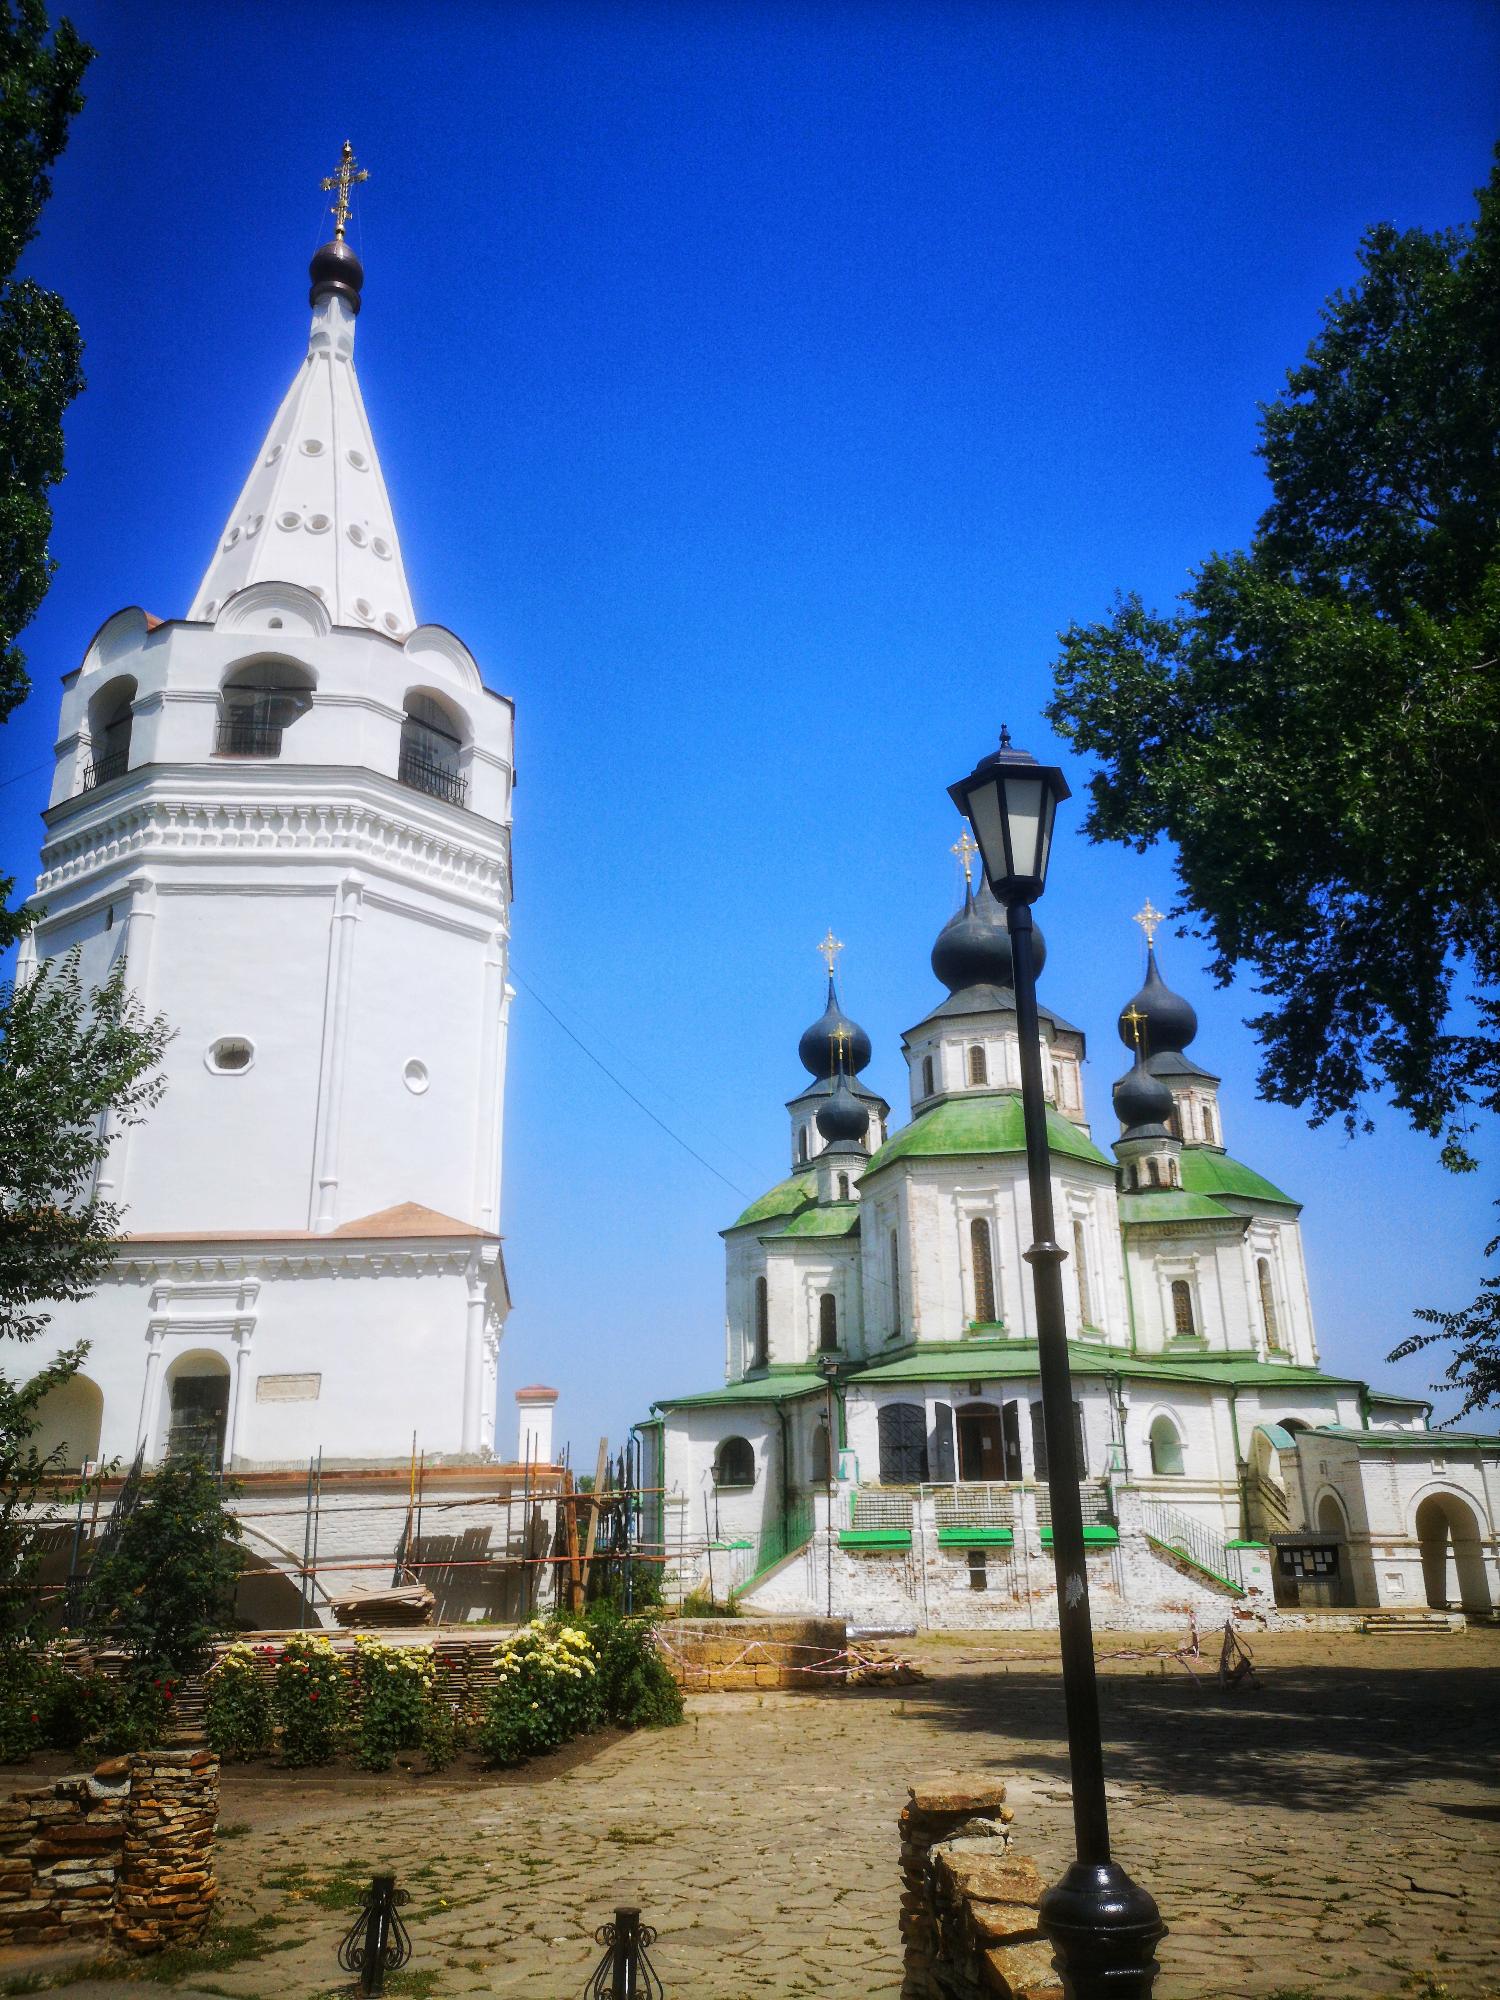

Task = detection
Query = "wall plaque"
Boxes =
[255,1372,321,1403]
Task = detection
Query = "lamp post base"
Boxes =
[1039,1861,1166,1997]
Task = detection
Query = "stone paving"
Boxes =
[4,1626,1498,1999]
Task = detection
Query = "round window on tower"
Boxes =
[347,448,368,471]
[306,513,331,534]
[246,512,263,537]
[206,1037,255,1075]
[383,612,402,634]
[372,536,392,560]
[348,523,367,547]
[354,597,373,621]
[265,444,283,466]
[403,1059,429,1096]
[301,438,325,457]
[223,527,240,550]
[277,510,301,532]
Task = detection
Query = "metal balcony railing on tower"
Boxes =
[215,717,283,757]
[83,749,129,789]
[398,746,468,807]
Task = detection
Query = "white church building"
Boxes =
[18,163,542,1625]
[642,854,1500,1628]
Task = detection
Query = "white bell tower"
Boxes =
[20,149,514,1470]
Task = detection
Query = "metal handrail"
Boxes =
[83,749,129,789]
[398,746,468,807]
[215,717,283,757]
[1140,1499,1244,1588]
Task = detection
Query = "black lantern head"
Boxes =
[947,727,1070,906]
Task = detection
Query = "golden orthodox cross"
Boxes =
[831,1024,852,1073]
[1120,1003,1147,1048]
[817,929,844,978]
[322,141,369,242]
[951,829,978,887]
[1132,898,1163,948]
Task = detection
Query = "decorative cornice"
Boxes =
[34,792,506,905]
[103,1239,501,1286]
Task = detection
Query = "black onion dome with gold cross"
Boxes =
[787,931,888,1127]
[909,834,1080,1038]
[308,140,368,314]
[1117,900,1219,1085]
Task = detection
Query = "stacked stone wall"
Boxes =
[0,1749,217,1954]
[654,1616,848,1689]
[899,1780,1062,2000]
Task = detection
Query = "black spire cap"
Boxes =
[309,237,364,315]
[816,1069,870,1148]
[1112,1046,1175,1140]
[1118,945,1197,1057]
[798,978,872,1081]
[931,874,1046,995]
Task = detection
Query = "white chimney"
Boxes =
[514,1385,559,1467]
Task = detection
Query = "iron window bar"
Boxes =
[215,717,284,757]
[398,745,469,807]
[82,749,129,789]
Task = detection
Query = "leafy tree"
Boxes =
[80,1456,243,1679]
[1,948,170,1344]
[1046,151,1500,1407]
[0,1339,84,1654]
[1387,1202,1500,1420]
[0,1,91,951]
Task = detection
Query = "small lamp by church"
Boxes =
[945,728,1069,907]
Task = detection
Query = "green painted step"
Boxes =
[838,1529,912,1551]
[936,1526,1015,1548]
[1038,1525,1120,1547]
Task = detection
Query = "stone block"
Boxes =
[981,1939,1063,2000]
[909,1780,1008,1817]
[967,1902,1043,1946]
[936,1851,1045,1908]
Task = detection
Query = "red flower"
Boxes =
[309,1691,318,1703]
[28,1712,38,1725]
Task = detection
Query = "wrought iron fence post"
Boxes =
[585,1905,663,1998]
[337,1873,411,1995]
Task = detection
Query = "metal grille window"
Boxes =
[399,691,469,807]
[1171,1279,1196,1338]
[1258,1258,1282,1349]
[753,1277,769,1367]
[967,1044,988,1086]
[969,1217,996,1323]
[218,661,313,756]
[922,1054,935,1097]
[876,1403,928,1485]
[715,1436,755,1487]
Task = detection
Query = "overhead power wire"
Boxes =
[512,968,750,1200]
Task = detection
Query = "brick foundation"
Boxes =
[0,1749,218,1954]
[899,1780,1061,2000]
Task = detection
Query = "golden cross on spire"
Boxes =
[831,1023,852,1075]
[816,929,844,978]
[321,140,369,243]
[1121,1002,1147,1048]
[1133,898,1164,948]
[951,829,978,887]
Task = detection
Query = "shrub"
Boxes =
[587,1609,684,1731]
[0,1653,55,1762]
[421,1692,459,1772]
[350,1635,434,1772]
[273,1633,345,1765]
[680,1585,741,1618]
[205,1643,274,1760]
[80,1457,243,1680]
[476,1620,600,1767]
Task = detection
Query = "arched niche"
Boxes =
[398,685,472,806]
[714,1436,755,1488]
[85,675,137,788]
[1148,1412,1185,1477]
[28,1373,104,1473]
[217,656,317,757]
[159,1350,231,1470]
[1414,1489,1493,1613]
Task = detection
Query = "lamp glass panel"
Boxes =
[1035,787,1058,889]
[1001,774,1045,880]
[964,780,1009,886]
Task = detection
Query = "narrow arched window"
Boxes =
[1149,1415,1185,1476]
[86,677,137,788]
[400,689,469,806]
[753,1277,769,1367]
[797,1125,809,1164]
[1171,1279,1195,1339]
[1166,1103,1181,1139]
[837,1172,850,1200]
[1072,1218,1093,1328]
[715,1436,755,1487]
[1201,1102,1216,1145]
[1147,1158,1160,1187]
[812,1423,833,1485]
[969,1217,996,1323]
[1258,1258,1282,1350]
[889,1229,902,1337]
[967,1044,988,1086]
[922,1054,935,1098]
[818,1292,838,1352]
[1050,1061,1062,1105]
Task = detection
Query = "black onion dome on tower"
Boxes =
[309,237,364,315]
[931,875,1045,994]
[798,978,872,1081]
[816,1068,870,1148]
[1112,1046,1175,1140]
[1118,946,1197,1057]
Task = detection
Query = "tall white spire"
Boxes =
[191,151,416,638]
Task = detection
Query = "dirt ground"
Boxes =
[3,1624,1498,2000]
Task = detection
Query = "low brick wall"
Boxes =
[654,1616,848,1689]
[0,1749,218,1954]
[899,1780,1061,2000]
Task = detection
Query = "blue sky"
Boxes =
[3,1,1497,1458]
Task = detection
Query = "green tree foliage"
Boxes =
[0,1339,84,1653]
[0,1,91,950]
[0,949,170,1345]
[80,1456,243,1680]
[1046,152,1500,1406]
[1388,1202,1500,1419]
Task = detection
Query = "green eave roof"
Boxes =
[862,1093,1110,1177]
[1312,1424,1500,1452]
[726,1171,816,1231]
[848,1339,1364,1393]
[778,1203,861,1239]
[1178,1148,1297,1208]
[1119,1190,1235,1225]
[652,1370,826,1412]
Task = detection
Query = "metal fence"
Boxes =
[1139,1499,1244,1592]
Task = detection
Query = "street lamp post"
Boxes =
[949,728,1165,1999]
[816,1353,839,1619]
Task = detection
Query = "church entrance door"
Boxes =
[957,1402,1006,1482]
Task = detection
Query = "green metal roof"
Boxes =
[848,1339,1364,1393]
[777,1203,861,1239]
[651,1370,827,1413]
[726,1171,816,1231]
[862,1093,1110,1177]
[1178,1148,1297,1208]
[1118,1190,1235,1225]
[1312,1425,1500,1452]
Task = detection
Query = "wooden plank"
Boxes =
[563,1469,584,1612]
[578,1436,609,1600]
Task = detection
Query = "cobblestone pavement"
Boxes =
[8,1627,1499,2000]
